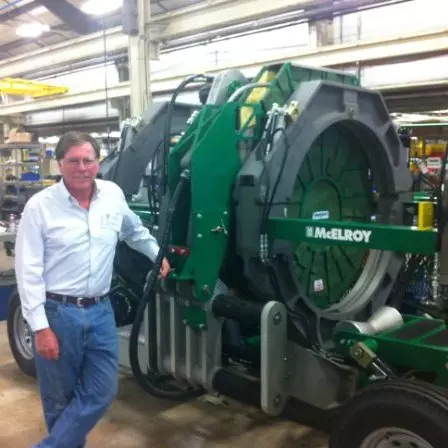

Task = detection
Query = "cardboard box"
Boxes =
[7,128,32,143]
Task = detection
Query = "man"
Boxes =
[14,131,170,448]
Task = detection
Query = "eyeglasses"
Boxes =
[64,158,97,167]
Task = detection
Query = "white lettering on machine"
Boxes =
[306,226,372,244]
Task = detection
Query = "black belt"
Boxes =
[46,292,107,307]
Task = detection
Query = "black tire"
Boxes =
[6,290,36,378]
[329,379,448,448]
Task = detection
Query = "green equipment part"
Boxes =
[127,62,448,447]
[124,62,448,446]
[8,61,448,448]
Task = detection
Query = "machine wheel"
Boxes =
[6,290,36,378]
[329,379,448,448]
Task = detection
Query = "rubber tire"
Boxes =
[6,290,36,378]
[329,379,448,448]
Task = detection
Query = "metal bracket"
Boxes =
[260,300,288,416]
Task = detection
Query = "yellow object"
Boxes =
[410,139,447,157]
[417,201,434,230]
[240,69,277,128]
[43,179,56,186]
[286,100,300,122]
[425,142,447,155]
[0,78,68,98]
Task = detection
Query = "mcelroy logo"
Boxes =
[306,226,372,244]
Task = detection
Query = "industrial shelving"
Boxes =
[0,142,46,220]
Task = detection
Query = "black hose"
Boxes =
[128,169,200,399]
[160,74,213,196]
[147,140,163,227]
[261,127,290,241]
[128,74,212,397]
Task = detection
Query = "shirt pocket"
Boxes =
[94,212,123,244]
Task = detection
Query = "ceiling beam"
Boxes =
[0,31,446,116]
[0,0,393,77]
[0,16,124,56]
[150,28,448,79]
[155,0,410,44]
[0,2,39,23]
[0,27,135,79]
[36,0,102,34]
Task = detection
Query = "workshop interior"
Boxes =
[0,0,447,447]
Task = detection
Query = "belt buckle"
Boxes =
[76,297,84,307]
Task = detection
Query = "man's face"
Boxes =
[58,142,100,192]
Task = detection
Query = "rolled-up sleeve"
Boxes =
[118,189,160,262]
[14,202,49,332]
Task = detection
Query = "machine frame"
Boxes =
[7,61,448,448]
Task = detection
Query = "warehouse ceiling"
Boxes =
[0,0,204,57]
[0,0,444,126]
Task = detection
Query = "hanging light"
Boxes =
[81,0,122,16]
[16,22,50,38]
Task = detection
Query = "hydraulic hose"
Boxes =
[128,74,213,398]
[128,169,199,399]
[160,74,214,196]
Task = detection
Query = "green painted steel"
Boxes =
[130,62,437,330]
[161,62,361,327]
[243,62,359,110]
[128,62,437,327]
[110,61,448,423]
[334,315,448,387]
[268,217,437,255]
[165,102,263,326]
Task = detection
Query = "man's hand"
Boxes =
[159,257,171,278]
[35,328,59,360]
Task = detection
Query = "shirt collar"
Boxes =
[57,178,101,204]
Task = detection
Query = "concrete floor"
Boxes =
[0,251,329,447]
[0,323,329,447]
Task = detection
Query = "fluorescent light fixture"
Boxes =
[16,22,50,38]
[30,6,48,16]
[81,0,122,16]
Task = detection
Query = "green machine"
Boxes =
[8,62,448,447]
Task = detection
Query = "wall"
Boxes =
[43,62,120,89]
[25,101,120,126]
[361,55,448,87]
[340,0,447,42]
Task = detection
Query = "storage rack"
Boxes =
[0,142,46,221]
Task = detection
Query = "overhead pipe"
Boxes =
[161,0,412,51]
[0,0,25,14]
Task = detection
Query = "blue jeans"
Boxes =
[32,297,119,448]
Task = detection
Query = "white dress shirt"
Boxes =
[14,178,160,332]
